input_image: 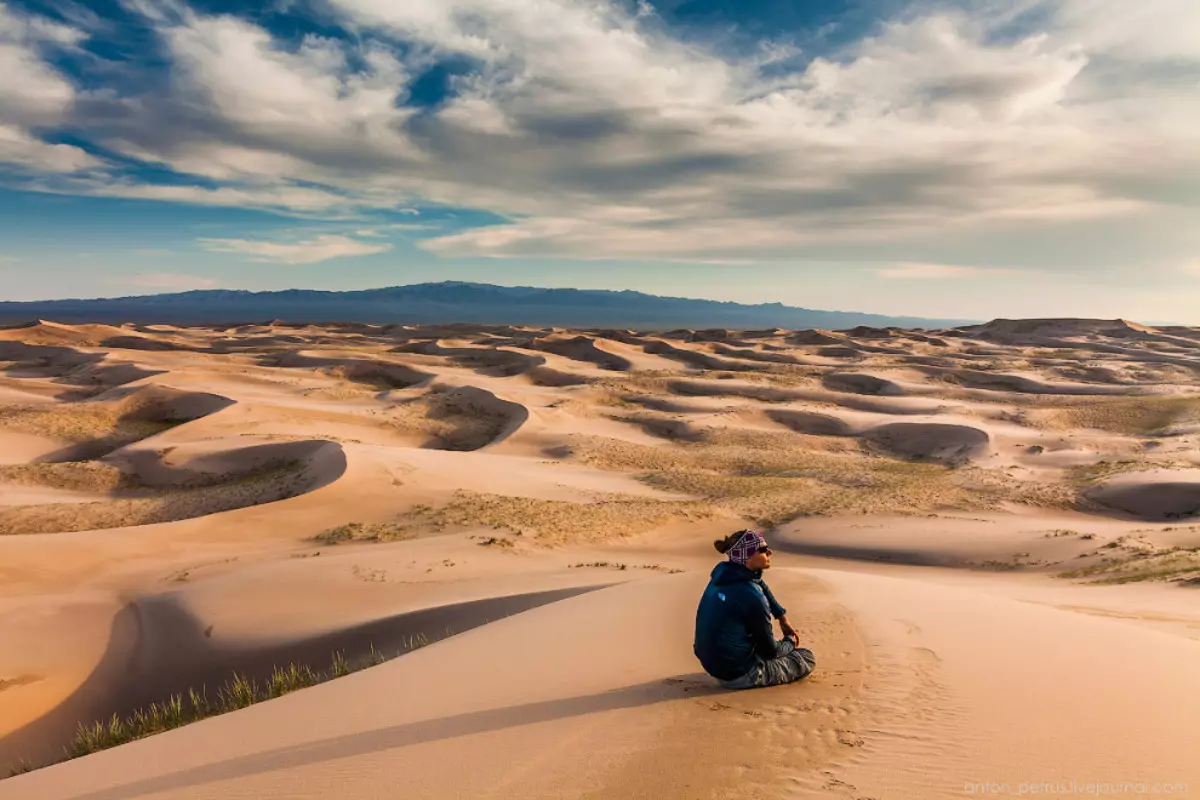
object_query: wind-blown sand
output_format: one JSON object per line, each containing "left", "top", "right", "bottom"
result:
{"left": 2, "top": 318, "right": 1199, "bottom": 797}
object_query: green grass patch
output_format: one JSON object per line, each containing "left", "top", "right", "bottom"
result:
{"left": 62, "top": 639, "right": 433, "bottom": 764}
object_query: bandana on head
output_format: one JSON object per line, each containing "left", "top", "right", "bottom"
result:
{"left": 728, "top": 530, "right": 767, "bottom": 565}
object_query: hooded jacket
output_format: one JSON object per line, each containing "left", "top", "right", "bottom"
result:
{"left": 693, "top": 561, "right": 788, "bottom": 681}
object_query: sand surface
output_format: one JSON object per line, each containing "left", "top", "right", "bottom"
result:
{"left": 2, "top": 318, "right": 1199, "bottom": 797}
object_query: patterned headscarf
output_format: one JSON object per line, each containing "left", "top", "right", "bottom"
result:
{"left": 728, "top": 529, "right": 768, "bottom": 565}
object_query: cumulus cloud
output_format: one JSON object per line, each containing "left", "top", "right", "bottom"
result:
{"left": 0, "top": 2, "right": 99, "bottom": 173}
{"left": 0, "top": 0, "right": 1198, "bottom": 273}
{"left": 198, "top": 234, "right": 392, "bottom": 264}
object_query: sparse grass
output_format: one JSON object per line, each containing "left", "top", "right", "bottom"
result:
{"left": 59, "top": 639, "right": 434, "bottom": 766}
{"left": 1065, "top": 459, "right": 1183, "bottom": 485}
{"left": 0, "top": 461, "right": 130, "bottom": 492}
{"left": 979, "top": 559, "right": 1026, "bottom": 571}
{"left": 312, "top": 521, "right": 419, "bottom": 545}
{"left": 1033, "top": 396, "right": 1200, "bottom": 435}
{"left": 382, "top": 391, "right": 514, "bottom": 451}
{"left": 478, "top": 535, "right": 517, "bottom": 548}
{"left": 0, "top": 403, "right": 176, "bottom": 457}
{"left": 404, "top": 490, "right": 716, "bottom": 544}
{"left": 569, "top": 561, "right": 685, "bottom": 573}
{"left": 0, "top": 461, "right": 311, "bottom": 536}
{"left": 567, "top": 432, "right": 1080, "bottom": 527}
{"left": 1059, "top": 546, "right": 1200, "bottom": 584}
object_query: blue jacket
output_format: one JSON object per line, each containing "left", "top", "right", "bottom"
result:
{"left": 693, "top": 561, "right": 788, "bottom": 681}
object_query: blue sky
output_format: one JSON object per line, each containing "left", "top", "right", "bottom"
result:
{"left": 1, "top": 0, "right": 1198, "bottom": 321}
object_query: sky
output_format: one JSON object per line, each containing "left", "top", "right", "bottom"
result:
{"left": 0, "top": 0, "right": 1198, "bottom": 322}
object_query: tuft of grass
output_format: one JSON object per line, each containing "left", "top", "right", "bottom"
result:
{"left": 311, "top": 521, "right": 417, "bottom": 545}
{"left": 58, "top": 641, "right": 437, "bottom": 766}
{"left": 478, "top": 535, "right": 516, "bottom": 548}
{"left": 978, "top": 559, "right": 1026, "bottom": 571}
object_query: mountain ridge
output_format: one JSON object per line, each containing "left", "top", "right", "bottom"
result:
{"left": 0, "top": 281, "right": 975, "bottom": 329}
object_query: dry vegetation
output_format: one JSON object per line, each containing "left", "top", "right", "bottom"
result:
{"left": 1032, "top": 396, "right": 1200, "bottom": 434}
{"left": 319, "top": 491, "right": 720, "bottom": 545}
{"left": 0, "top": 403, "right": 174, "bottom": 456}
{"left": 0, "top": 461, "right": 311, "bottom": 535}
{"left": 382, "top": 389, "right": 516, "bottom": 450}
{"left": 0, "top": 461, "right": 130, "bottom": 492}
{"left": 57, "top": 638, "right": 431, "bottom": 769}
{"left": 568, "top": 429, "right": 1080, "bottom": 526}
{"left": 1060, "top": 545, "right": 1200, "bottom": 585}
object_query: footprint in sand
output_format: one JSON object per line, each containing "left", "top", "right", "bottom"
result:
{"left": 835, "top": 729, "right": 866, "bottom": 747}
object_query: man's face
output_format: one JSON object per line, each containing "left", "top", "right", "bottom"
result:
{"left": 744, "top": 545, "right": 772, "bottom": 571}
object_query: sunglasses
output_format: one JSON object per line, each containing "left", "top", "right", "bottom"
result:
{"left": 756, "top": 545, "right": 773, "bottom": 555}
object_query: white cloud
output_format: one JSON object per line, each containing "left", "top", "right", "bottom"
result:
{"left": 0, "top": 2, "right": 99, "bottom": 174}
{"left": 0, "top": 123, "right": 100, "bottom": 172}
{"left": 119, "top": 272, "right": 219, "bottom": 290}
{"left": 878, "top": 262, "right": 996, "bottom": 279}
{"left": 198, "top": 234, "right": 392, "bottom": 264}
{"left": 0, "top": 0, "right": 1197, "bottom": 276}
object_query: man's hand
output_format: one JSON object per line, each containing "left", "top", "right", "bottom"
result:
{"left": 779, "top": 615, "right": 799, "bottom": 647}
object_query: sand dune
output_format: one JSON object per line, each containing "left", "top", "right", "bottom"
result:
{"left": 13, "top": 567, "right": 1199, "bottom": 799}
{"left": 391, "top": 339, "right": 546, "bottom": 377}
{"left": 2, "top": 317, "right": 1200, "bottom": 795}
{"left": 822, "top": 372, "right": 907, "bottom": 396}
{"left": 529, "top": 335, "right": 634, "bottom": 371}
{"left": 864, "top": 422, "right": 992, "bottom": 464}
{"left": 1087, "top": 469, "right": 1200, "bottom": 521}
{"left": 765, "top": 408, "right": 858, "bottom": 437}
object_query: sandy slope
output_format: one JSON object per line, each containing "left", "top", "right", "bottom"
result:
{"left": 2, "top": 318, "right": 1200, "bottom": 797}
{"left": 8, "top": 566, "right": 1199, "bottom": 799}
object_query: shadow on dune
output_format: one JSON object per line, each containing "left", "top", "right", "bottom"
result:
{"left": 0, "top": 587, "right": 603, "bottom": 769}
{"left": 59, "top": 671, "right": 719, "bottom": 800}
{"left": 0, "top": 342, "right": 165, "bottom": 401}
{"left": 31, "top": 386, "right": 236, "bottom": 463}
{"left": 772, "top": 538, "right": 968, "bottom": 568}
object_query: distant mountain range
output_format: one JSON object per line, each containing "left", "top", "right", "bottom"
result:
{"left": 0, "top": 282, "right": 973, "bottom": 330}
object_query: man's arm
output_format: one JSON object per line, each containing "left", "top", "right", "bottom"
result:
{"left": 739, "top": 589, "right": 781, "bottom": 661}
{"left": 758, "top": 579, "right": 787, "bottom": 619}
{"left": 760, "top": 579, "right": 799, "bottom": 645}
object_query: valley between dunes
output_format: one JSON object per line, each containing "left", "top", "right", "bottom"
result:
{"left": 1, "top": 317, "right": 1199, "bottom": 799}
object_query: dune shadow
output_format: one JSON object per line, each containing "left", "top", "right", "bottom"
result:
{"left": 63, "top": 671, "right": 720, "bottom": 800}
{"left": 772, "top": 539, "right": 967, "bottom": 568}
{"left": 0, "top": 587, "right": 604, "bottom": 769}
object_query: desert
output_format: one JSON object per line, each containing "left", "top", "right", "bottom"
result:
{"left": 0, "top": 316, "right": 1197, "bottom": 799}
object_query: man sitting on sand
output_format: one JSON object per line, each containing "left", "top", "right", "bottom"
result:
{"left": 694, "top": 529, "right": 816, "bottom": 689}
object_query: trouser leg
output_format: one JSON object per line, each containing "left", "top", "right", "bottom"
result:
{"left": 759, "top": 640, "right": 816, "bottom": 687}
{"left": 719, "top": 641, "right": 817, "bottom": 690}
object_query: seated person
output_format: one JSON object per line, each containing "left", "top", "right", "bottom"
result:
{"left": 693, "top": 529, "right": 816, "bottom": 689}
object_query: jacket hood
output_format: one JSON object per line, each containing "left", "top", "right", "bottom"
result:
{"left": 710, "top": 560, "right": 761, "bottom": 586}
